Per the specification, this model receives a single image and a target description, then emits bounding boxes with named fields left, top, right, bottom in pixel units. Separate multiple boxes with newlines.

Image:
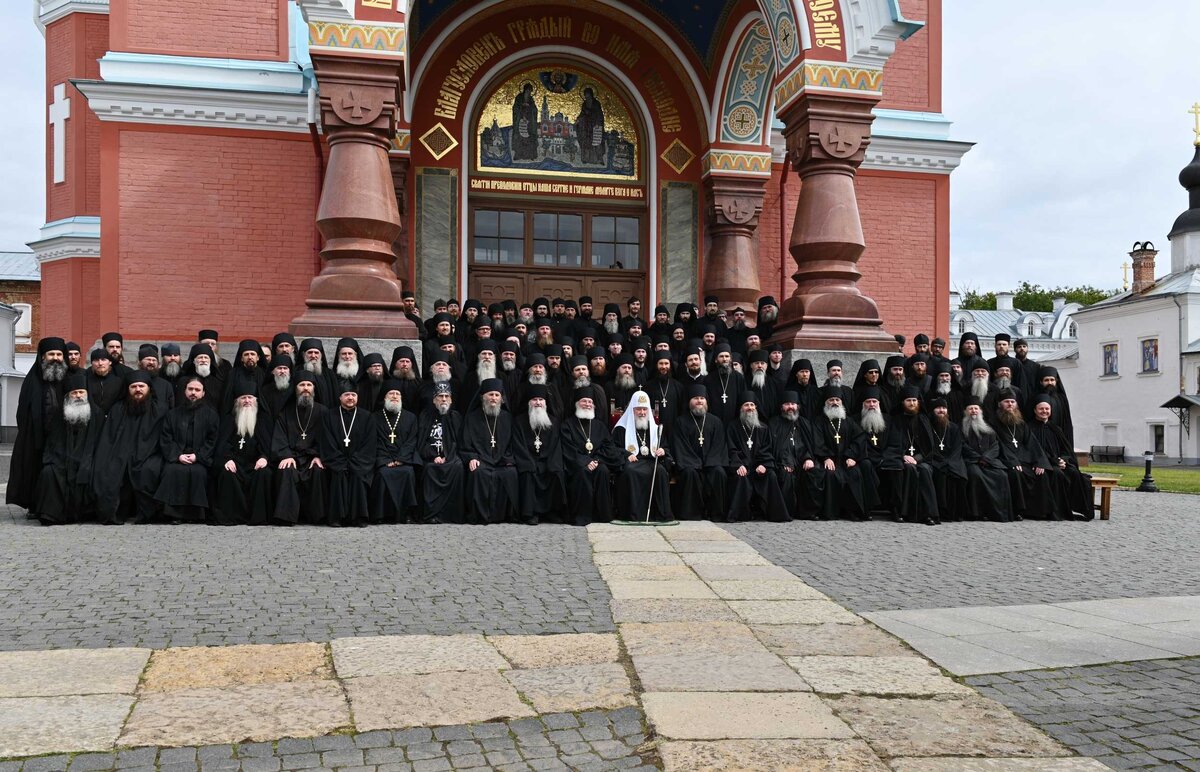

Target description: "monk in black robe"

left=822, top=360, right=856, bottom=414
left=769, top=391, right=824, bottom=519
left=85, top=350, right=124, bottom=415
left=93, top=372, right=165, bottom=524
left=222, top=339, right=267, bottom=413
left=961, top=399, right=1015, bottom=521
left=811, top=389, right=869, bottom=520
left=7, top=336, right=67, bottom=511
left=515, top=354, right=564, bottom=419
left=460, top=340, right=501, bottom=411
left=925, top=398, right=968, bottom=520
left=725, top=391, right=789, bottom=522
left=990, top=390, right=1057, bottom=520
left=560, top=387, right=625, bottom=525
left=136, top=344, right=175, bottom=413
left=357, top=353, right=388, bottom=412
left=646, top=353, right=684, bottom=432
left=746, top=350, right=781, bottom=421
left=298, top=338, right=339, bottom=408
left=369, top=379, right=420, bottom=523
left=319, top=384, right=375, bottom=527
left=260, top=354, right=295, bottom=420
left=890, top=387, right=941, bottom=525
left=461, top=378, right=520, bottom=524
left=422, top=353, right=466, bottom=415
left=669, top=385, right=729, bottom=521
left=612, top=391, right=672, bottom=522
left=1029, top=394, right=1092, bottom=519
left=1029, top=367, right=1074, bottom=448
left=389, top=346, right=425, bottom=416
left=511, top=384, right=564, bottom=525
left=786, top=359, right=823, bottom=421
left=271, top=372, right=328, bottom=525
left=32, top=373, right=101, bottom=524
left=416, top=382, right=465, bottom=523
left=154, top=375, right=220, bottom=523
left=332, top=337, right=365, bottom=403
left=605, top=355, right=641, bottom=421
left=705, top=344, right=745, bottom=426
left=175, top=343, right=226, bottom=411
left=857, top=389, right=896, bottom=517
left=212, top=384, right=274, bottom=525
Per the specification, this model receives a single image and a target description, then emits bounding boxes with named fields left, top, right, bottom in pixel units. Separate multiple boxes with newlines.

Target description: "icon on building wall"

left=1102, top=343, right=1119, bottom=376
left=1141, top=338, right=1159, bottom=373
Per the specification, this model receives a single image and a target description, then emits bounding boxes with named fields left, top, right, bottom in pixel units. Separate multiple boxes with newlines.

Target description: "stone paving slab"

left=751, top=623, right=914, bottom=658
left=728, top=599, right=863, bottom=625
left=119, top=681, right=350, bottom=747
left=141, top=643, right=330, bottom=692
left=643, top=691, right=855, bottom=740
left=330, top=635, right=508, bottom=677
left=665, top=540, right=756, bottom=553
left=677, top=551, right=772, bottom=566
left=0, top=649, right=150, bottom=697
left=487, top=633, right=619, bottom=668
left=596, top=564, right=696, bottom=582
left=345, top=669, right=535, bottom=730
left=620, top=621, right=766, bottom=657
left=610, top=598, right=739, bottom=622
left=592, top=551, right=686, bottom=566
left=658, top=738, right=888, bottom=771
left=657, top=528, right=738, bottom=542
left=0, top=695, right=132, bottom=757
left=708, top=579, right=829, bottom=600
left=689, top=563, right=799, bottom=581
left=634, top=651, right=811, bottom=692
left=606, top=579, right=718, bottom=600
left=889, top=759, right=1110, bottom=771
left=786, top=655, right=972, bottom=696
left=501, top=662, right=635, bottom=712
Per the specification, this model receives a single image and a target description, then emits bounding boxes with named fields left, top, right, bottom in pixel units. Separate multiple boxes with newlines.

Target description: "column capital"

left=778, top=94, right=877, bottom=172
left=706, top=174, right=767, bottom=230
left=703, top=173, right=768, bottom=315
left=312, top=53, right=403, bottom=145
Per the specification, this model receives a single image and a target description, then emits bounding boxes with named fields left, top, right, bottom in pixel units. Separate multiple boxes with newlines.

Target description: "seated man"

left=669, top=385, right=728, bottom=520
left=811, top=390, right=869, bottom=520
left=612, top=391, right=672, bottom=522
left=416, top=382, right=465, bottom=523
left=32, top=373, right=102, bottom=524
left=924, top=397, right=968, bottom=520
left=213, top=384, right=274, bottom=525
left=154, top=376, right=220, bottom=523
left=93, top=372, right=166, bottom=524
left=370, top=380, right=420, bottom=524
left=890, top=387, right=941, bottom=525
left=1028, top=394, right=1092, bottom=519
left=725, top=392, right=789, bottom=522
left=769, top=390, right=824, bottom=519
left=560, top=388, right=625, bottom=525
left=320, top=383, right=376, bottom=527
left=960, top=398, right=1016, bottom=521
left=272, top=372, right=328, bottom=525
left=461, top=378, right=519, bottom=524
left=990, top=390, right=1056, bottom=520
left=511, top=385, right=564, bottom=525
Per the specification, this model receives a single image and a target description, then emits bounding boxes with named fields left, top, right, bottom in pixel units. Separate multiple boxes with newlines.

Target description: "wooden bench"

left=1089, top=445, right=1126, bottom=463
left=1090, top=475, right=1120, bottom=520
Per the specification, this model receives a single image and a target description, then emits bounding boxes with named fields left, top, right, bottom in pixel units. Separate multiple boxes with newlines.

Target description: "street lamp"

left=1136, top=450, right=1159, bottom=493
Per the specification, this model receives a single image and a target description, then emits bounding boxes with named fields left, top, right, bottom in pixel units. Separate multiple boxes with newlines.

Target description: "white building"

left=949, top=291, right=1079, bottom=362
left=1043, top=144, right=1200, bottom=463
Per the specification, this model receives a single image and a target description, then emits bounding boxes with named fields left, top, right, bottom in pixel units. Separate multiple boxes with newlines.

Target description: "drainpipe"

left=1172, top=294, right=1186, bottom=463
left=778, top=160, right=790, bottom=299
left=308, top=85, right=325, bottom=276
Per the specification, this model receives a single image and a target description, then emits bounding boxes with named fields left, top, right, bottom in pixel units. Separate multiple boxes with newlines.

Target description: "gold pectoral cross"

left=870, top=434, right=877, bottom=447
left=389, top=431, right=396, bottom=444
left=833, top=431, right=842, bottom=443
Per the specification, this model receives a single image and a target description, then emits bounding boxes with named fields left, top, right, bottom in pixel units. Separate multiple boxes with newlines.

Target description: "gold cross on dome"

left=1121, top=261, right=1131, bottom=291
left=1191, top=102, right=1200, bottom=146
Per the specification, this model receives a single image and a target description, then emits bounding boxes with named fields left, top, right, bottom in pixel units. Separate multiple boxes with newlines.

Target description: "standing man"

left=511, top=385, right=564, bottom=524
left=92, top=373, right=165, bottom=524
left=7, top=337, right=68, bottom=510
left=725, top=392, right=789, bottom=522
left=416, top=382, right=465, bottom=523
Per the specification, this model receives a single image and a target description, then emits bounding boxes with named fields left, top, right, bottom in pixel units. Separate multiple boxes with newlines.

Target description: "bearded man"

left=1028, top=395, right=1091, bottom=519
left=137, top=344, right=174, bottom=412
left=416, top=382, right=465, bottom=523
left=298, top=338, right=337, bottom=406
left=646, top=352, right=684, bottom=431
left=889, top=388, right=940, bottom=525
left=823, top=360, right=855, bottom=413
left=32, top=372, right=102, bottom=524
left=260, top=355, right=294, bottom=418
left=605, top=355, right=640, bottom=418
left=460, top=379, right=519, bottom=524
left=747, top=350, right=780, bottom=420
left=7, top=337, right=69, bottom=510
left=787, top=359, right=821, bottom=420
left=423, top=352, right=463, bottom=412
left=270, top=372, right=328, bottom=525
left=924, top=398, right=968, bottom=520
left=984, top=363, right=1024, bottom=421
left=65, top=341, right=83, bottom=375
left=928, top=361, right=965, bottom=423
left=1028, top=367, right=1074, bottom=446
left=667, top=386, right=727, bottom=520
left=705, top=344, right=746, bottom=425
left=461, top=340, right=500, bottom=407
left=499, top=340, right=523, bottom=397
left=880, top=355, right=907, bottom=415
left=160, top=343, right=183, bottom=386
left=222, top=339, right=267, bottom=413
left=370, top=381, right=420, bottom=524
left=560, top=389, right=625, bottom=525
left=612, top=391, right=672, bottom=522
left=211, top=385, right=274, bottom=525
left=959, top=398, right=1015, bottom=521
left=153, top=376, right=220, bottom=523
left=332, top=338, right=364, bottom=400
left=93, top=372, right=165, bottom=524
left=86, top=349, right=124, bottom=414
left=177, top=343, right=226, bottom=410
left=511, top=385, right=564, bottom=525
left=101, top=331, right=133, bottom=377
left=990, top=391, right=1056, bottom=520
left=812, top=391, right=869, bottom=520
left=388, top=345, right=424, bottom=411
left=319, top=384, right=375, bottom=527
left=769, top=390, right=823, bottom=519
left=725, top=392, right=788, bottom=522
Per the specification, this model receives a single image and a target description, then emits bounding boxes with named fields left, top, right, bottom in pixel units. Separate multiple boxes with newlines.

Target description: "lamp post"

left=1136, top=450, right=1159, bottom=493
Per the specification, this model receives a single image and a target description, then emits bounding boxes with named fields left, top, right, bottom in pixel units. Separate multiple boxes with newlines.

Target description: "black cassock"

left=924, top=420, right=968, bottom=519
left=725, top=420, right=789, bottom=522
left=319, top=406, right=376, bottom=526
left=154, top=402, right=220, bottom=522
left=561, top=416, right=625, bottom=525
left=993, top=419, right=1058, bottom=520
left=213, top=409, right=274, bottom=525
left=32, top=407, right=102, bottom=524
left=669, top=412, right=728, bottom=520
left=889, top=413, right=941, bottom=524
left=370, top=408, right=420, bottom=524
left=860, top=422, right=895, bottom=515
left=416, top=409, right=465, bottom=523
left=271, top=403, right=329, bottom=525
left=1028, top=419, right=1092, bottom=518
left=811, top=417, right=869, bottom=519
left=768, top=415, right=824, bottom=519
left=645, top=377, right=685, bottom=433
left=705, top=370, right=746, bottom=425
left=612, top=426, right=672, bottom=522
left=961, top=428, right=1015, bottom=521
left=7, top=370, right=63, bottom=510
left=461, top=409, right=519, bottom=524
left=511, top=416, right=565, bottom=524
left=86, top=371, right=124, bottom=414
left=93, top=399, right=165, bottom=524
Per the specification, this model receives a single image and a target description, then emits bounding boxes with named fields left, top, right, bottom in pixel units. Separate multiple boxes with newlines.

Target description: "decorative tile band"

left=391, top=130, right=411, bottom=153
left=308, top=21, right=406, bottom=56
left=701, top=150, right=773, bottom=177
left=774, top=61, right=883, bottom=109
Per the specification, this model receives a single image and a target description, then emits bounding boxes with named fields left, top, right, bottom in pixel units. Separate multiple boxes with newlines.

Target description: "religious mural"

left=475, top=67, right=640, bottom=181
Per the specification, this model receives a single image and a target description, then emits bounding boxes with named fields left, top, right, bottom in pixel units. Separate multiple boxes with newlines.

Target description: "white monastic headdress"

left=613, top=390, right=661, bottom=454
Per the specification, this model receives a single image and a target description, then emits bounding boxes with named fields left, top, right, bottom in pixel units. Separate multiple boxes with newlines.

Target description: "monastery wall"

left=37, top=261, right=97, bottom=351
left=110, top=0, right=289, bottom=61
left=45, top=14, right=106, bottom=223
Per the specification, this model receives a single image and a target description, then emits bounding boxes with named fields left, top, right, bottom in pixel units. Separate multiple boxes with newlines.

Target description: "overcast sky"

left=2, top=2, right=1196, bottom=295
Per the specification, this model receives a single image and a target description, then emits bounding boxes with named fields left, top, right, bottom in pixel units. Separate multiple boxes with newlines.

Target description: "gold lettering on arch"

left=808, top=0, right=843, bottom=51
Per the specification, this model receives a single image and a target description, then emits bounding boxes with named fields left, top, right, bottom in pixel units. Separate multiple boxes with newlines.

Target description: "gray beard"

left=782, top=408, right=799, bottom=422
left=859, top=408, right=886, bottom=434
left=827, top=375, right=843, bottom=388
left=751, top=370, right=766, bottom=389
left=824, top=404, right=847, bottom=421
left=634, top=416, right=649, bottom=431
left=528, top=405, right=553, bottom=431
left=604, top=319, right=619, bottom=335
left=501, top=359, right=516, bottom=372
left=482, top=401, right=501, bottom=418
left=574, top=376, right=590, bottom=388
left=962, top=414, right=994, bottom=438
left=393, top=367, right=417, bottom=380
left=690, top=406, right=707, bottom=418
left=195, top=363, right=212, bottom=378
left=740, top=411, right=762, bottom=432
left=436, top=403, right=451, bottom=416
left=528, top=372, right=546, bottom=385
left=235, top=406, right=257, bottom=439
left=615, top=373, right=636, bottom=390
left=432, top=370, right=451, bottom=384
left=971, top=378, right=989, bottom=400
left=304, top=359, right=322, bottom=376
left=41, top=361, right=67, bottom=382
left=888, top=375, right=904, bottom=388
left=164, top=361, right=181, bottom=379
left=336, top=360, right=359, bottom=381
left=63, top=398, right=90, bottom=425
left=575, top=406, right=595, bottom=420
left=759, top=307, right=777, bottom=323
left=274, top=373, right=291, bottom=391
left=993, top=376, right=1011, bottom=390
left=476, top=360, right=497, bottom=381
left=384, top=398, right=402, bottom=415
left=936, top=381, right=952, bottom=395
left=296, top=394, right=314, bottom=409
left=717, top=363, right=731, bottom=375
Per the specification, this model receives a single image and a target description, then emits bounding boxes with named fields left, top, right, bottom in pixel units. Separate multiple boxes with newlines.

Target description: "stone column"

left=390, top=154, right=411, bottom=289
left=769, top=94, right=896, bottom=351
left=703, top=175, right=767, bottom=318
left=290, top=53, right=418, bottom=339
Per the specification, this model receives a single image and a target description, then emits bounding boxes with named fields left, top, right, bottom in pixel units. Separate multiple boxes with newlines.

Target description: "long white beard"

left=42, top=361, right=67, bottom=382
left=304, top=359, right=322, bottom=376
left=296, top=394, right=314, bottom=409
left=615, top=373, right=636, bottom=390
left=432, top=370, right=451, bottom=384
left=482, top=401, right=501, bottom=418
left=528, top=372, right=547, bottom=385
left=476, top=360, right=497, bottom=381
left=993, top=376, right=1011, bottom=390
left=827, top=375, right=843, bottom=388
left=436, top=402, right=451, bottom=416
left=195, top=363, right=211, bottom=378
left=501, top=359, right=516, bottom=372
left=604, top=318, right=619, bottom=335
left=575, top=406, right=595, bottom=420
left=336, top=360, right=359, bottom=381
left=63, top=397, right=90, bottom=425
left=962, top=414, right=995, bottom=438
left=936, top=381, right=952, bottom=395
left=574, top=376, right=590, bottom=388
left=528, top=405, right=553, bottom=431
left=824, top=404, right=847, bottom=421
left=740, top=410, right=762, bottom=432
left=751, top=370, right=766, bottom=389
left=235, top=405, right=257, bottom=440
left=384, top=397, right=402, bottom=415
left=164, top=361, right=181, bottom=379
left=971, top=377, right=989, bottom=400
left=393, top=366, right=417, bottom=380
left=859, top=408, right=886, bottom=435
left=274, top=373, right=291, bottom=391
left=634, top=416, right=649, bottom=430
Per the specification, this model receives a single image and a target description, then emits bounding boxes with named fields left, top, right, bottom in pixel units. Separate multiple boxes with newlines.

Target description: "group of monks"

left=7, top=293, right=1092, bottom=526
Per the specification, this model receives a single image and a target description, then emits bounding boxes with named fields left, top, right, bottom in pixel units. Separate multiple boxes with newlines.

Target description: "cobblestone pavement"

left=0, top=708, right=656, bottom=772
left=968, top=659, right=1200, bottom=771
left=729, top=491, right=1200, bottom=613
left=0, top=509, right=613, bottom=651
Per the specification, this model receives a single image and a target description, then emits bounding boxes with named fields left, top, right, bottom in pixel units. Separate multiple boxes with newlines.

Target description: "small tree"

left=956, top=282, right=1117, bottom=311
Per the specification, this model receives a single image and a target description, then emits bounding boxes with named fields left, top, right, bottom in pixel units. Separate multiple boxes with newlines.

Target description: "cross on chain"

left=698, top=434, right=705, bottom=447
left=1011, top=437, right=1019, bottom=448
left=833, top=430, right=842, bottom=443
left=344, top=437, right=351, bottom=447
left=533, top=436, right=542, bottom=452
left=388, top=431, right=396, bottom=444
left=938, top=441, right=945, bottom=451
left=300, top=432, right=307, bottom=440
left=490, top=436, right=497, bottom=449
left=746, top=436, right=754, bottom=449
left=721, top=393, right=728, bottom=403
left=870, top=434, right=878, bottom=447
left=908, top=445, right=916, bottom=456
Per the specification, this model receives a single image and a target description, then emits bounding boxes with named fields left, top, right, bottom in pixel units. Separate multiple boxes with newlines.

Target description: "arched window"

left=1068, top=322, right=1077, bottom=337
left=1027, top=321, right=1036, bottom=336
left=957, top=319, right=966, bottom=334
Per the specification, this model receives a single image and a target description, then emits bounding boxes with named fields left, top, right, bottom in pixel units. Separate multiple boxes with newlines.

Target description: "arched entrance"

left=463, top=60, right=650, bottom=305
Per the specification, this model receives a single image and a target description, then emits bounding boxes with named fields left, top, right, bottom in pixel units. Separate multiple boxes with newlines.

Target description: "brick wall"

left=0, top=281, right=42, bottom=354
left=45, top=14, right=107, bottom=224
left=114, top=129, right=318, bottom=339
left=41, top=259, right=100, bottom=346
left=876, top=0, right=938, bottom=113
left=113, top=0, right=286, bottom=60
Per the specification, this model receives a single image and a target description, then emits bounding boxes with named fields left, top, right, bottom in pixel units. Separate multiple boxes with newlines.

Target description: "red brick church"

left=32, top=0, right=968, bottom=350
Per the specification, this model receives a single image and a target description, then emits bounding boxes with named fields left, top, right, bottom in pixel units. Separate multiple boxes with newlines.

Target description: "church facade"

left=32, top=0, right=968, bottom=350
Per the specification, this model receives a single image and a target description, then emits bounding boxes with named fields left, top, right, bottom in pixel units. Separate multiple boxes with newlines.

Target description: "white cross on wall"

left=49, top=83, right=70, bottom=185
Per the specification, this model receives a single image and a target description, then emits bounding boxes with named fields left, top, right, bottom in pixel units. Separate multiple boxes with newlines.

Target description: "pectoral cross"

left=938, top=441, right=945, bottom=451
left=490, top=436, right=497, bottom=449
left=870, top=434, right=878, bottom=447
left=698, top=434, right=704, bottom=447
left=660, top=398, right=667, bottom=408
left=908, top=444, right=916, bottom=456
left=238, top=437, right=245, bottom=450
left=1011, top=437, right=1019, bottom=448
left=300, top=432, right=307, bottom=440
left=746, top=437, right=754, bottom=449
left=344, top=437, right=351, bottom=447
left=721, top=393, right=728, bottom=403
left=833, top=430, right=842, bottom=443
left=388, top=430, right=396, bottom=444
left=534, top=436, right=543, bottom=452
left=789, top=435, right=795, bottom=446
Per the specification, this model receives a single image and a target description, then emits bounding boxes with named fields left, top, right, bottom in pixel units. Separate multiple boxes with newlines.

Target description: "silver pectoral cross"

left=238, top=437, right=245, bottom=450
left=908, top=445, right=916, bottom=456
left=1011, top=437, right=1019, bottom=448
left=344, top=436, right=351, bottom=447
left=534, top=436, right=542, bottom=452
left=698, top=434, right=704, bottom=447
left=721, top=393, right=728, bottom=403
left=939, top=441, right=945, bottom=451
left=300, top=432, right=307, bottom=440
left=490, top=436, right=497, bottom=449
left=746, top=437, right=753, bottom=449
